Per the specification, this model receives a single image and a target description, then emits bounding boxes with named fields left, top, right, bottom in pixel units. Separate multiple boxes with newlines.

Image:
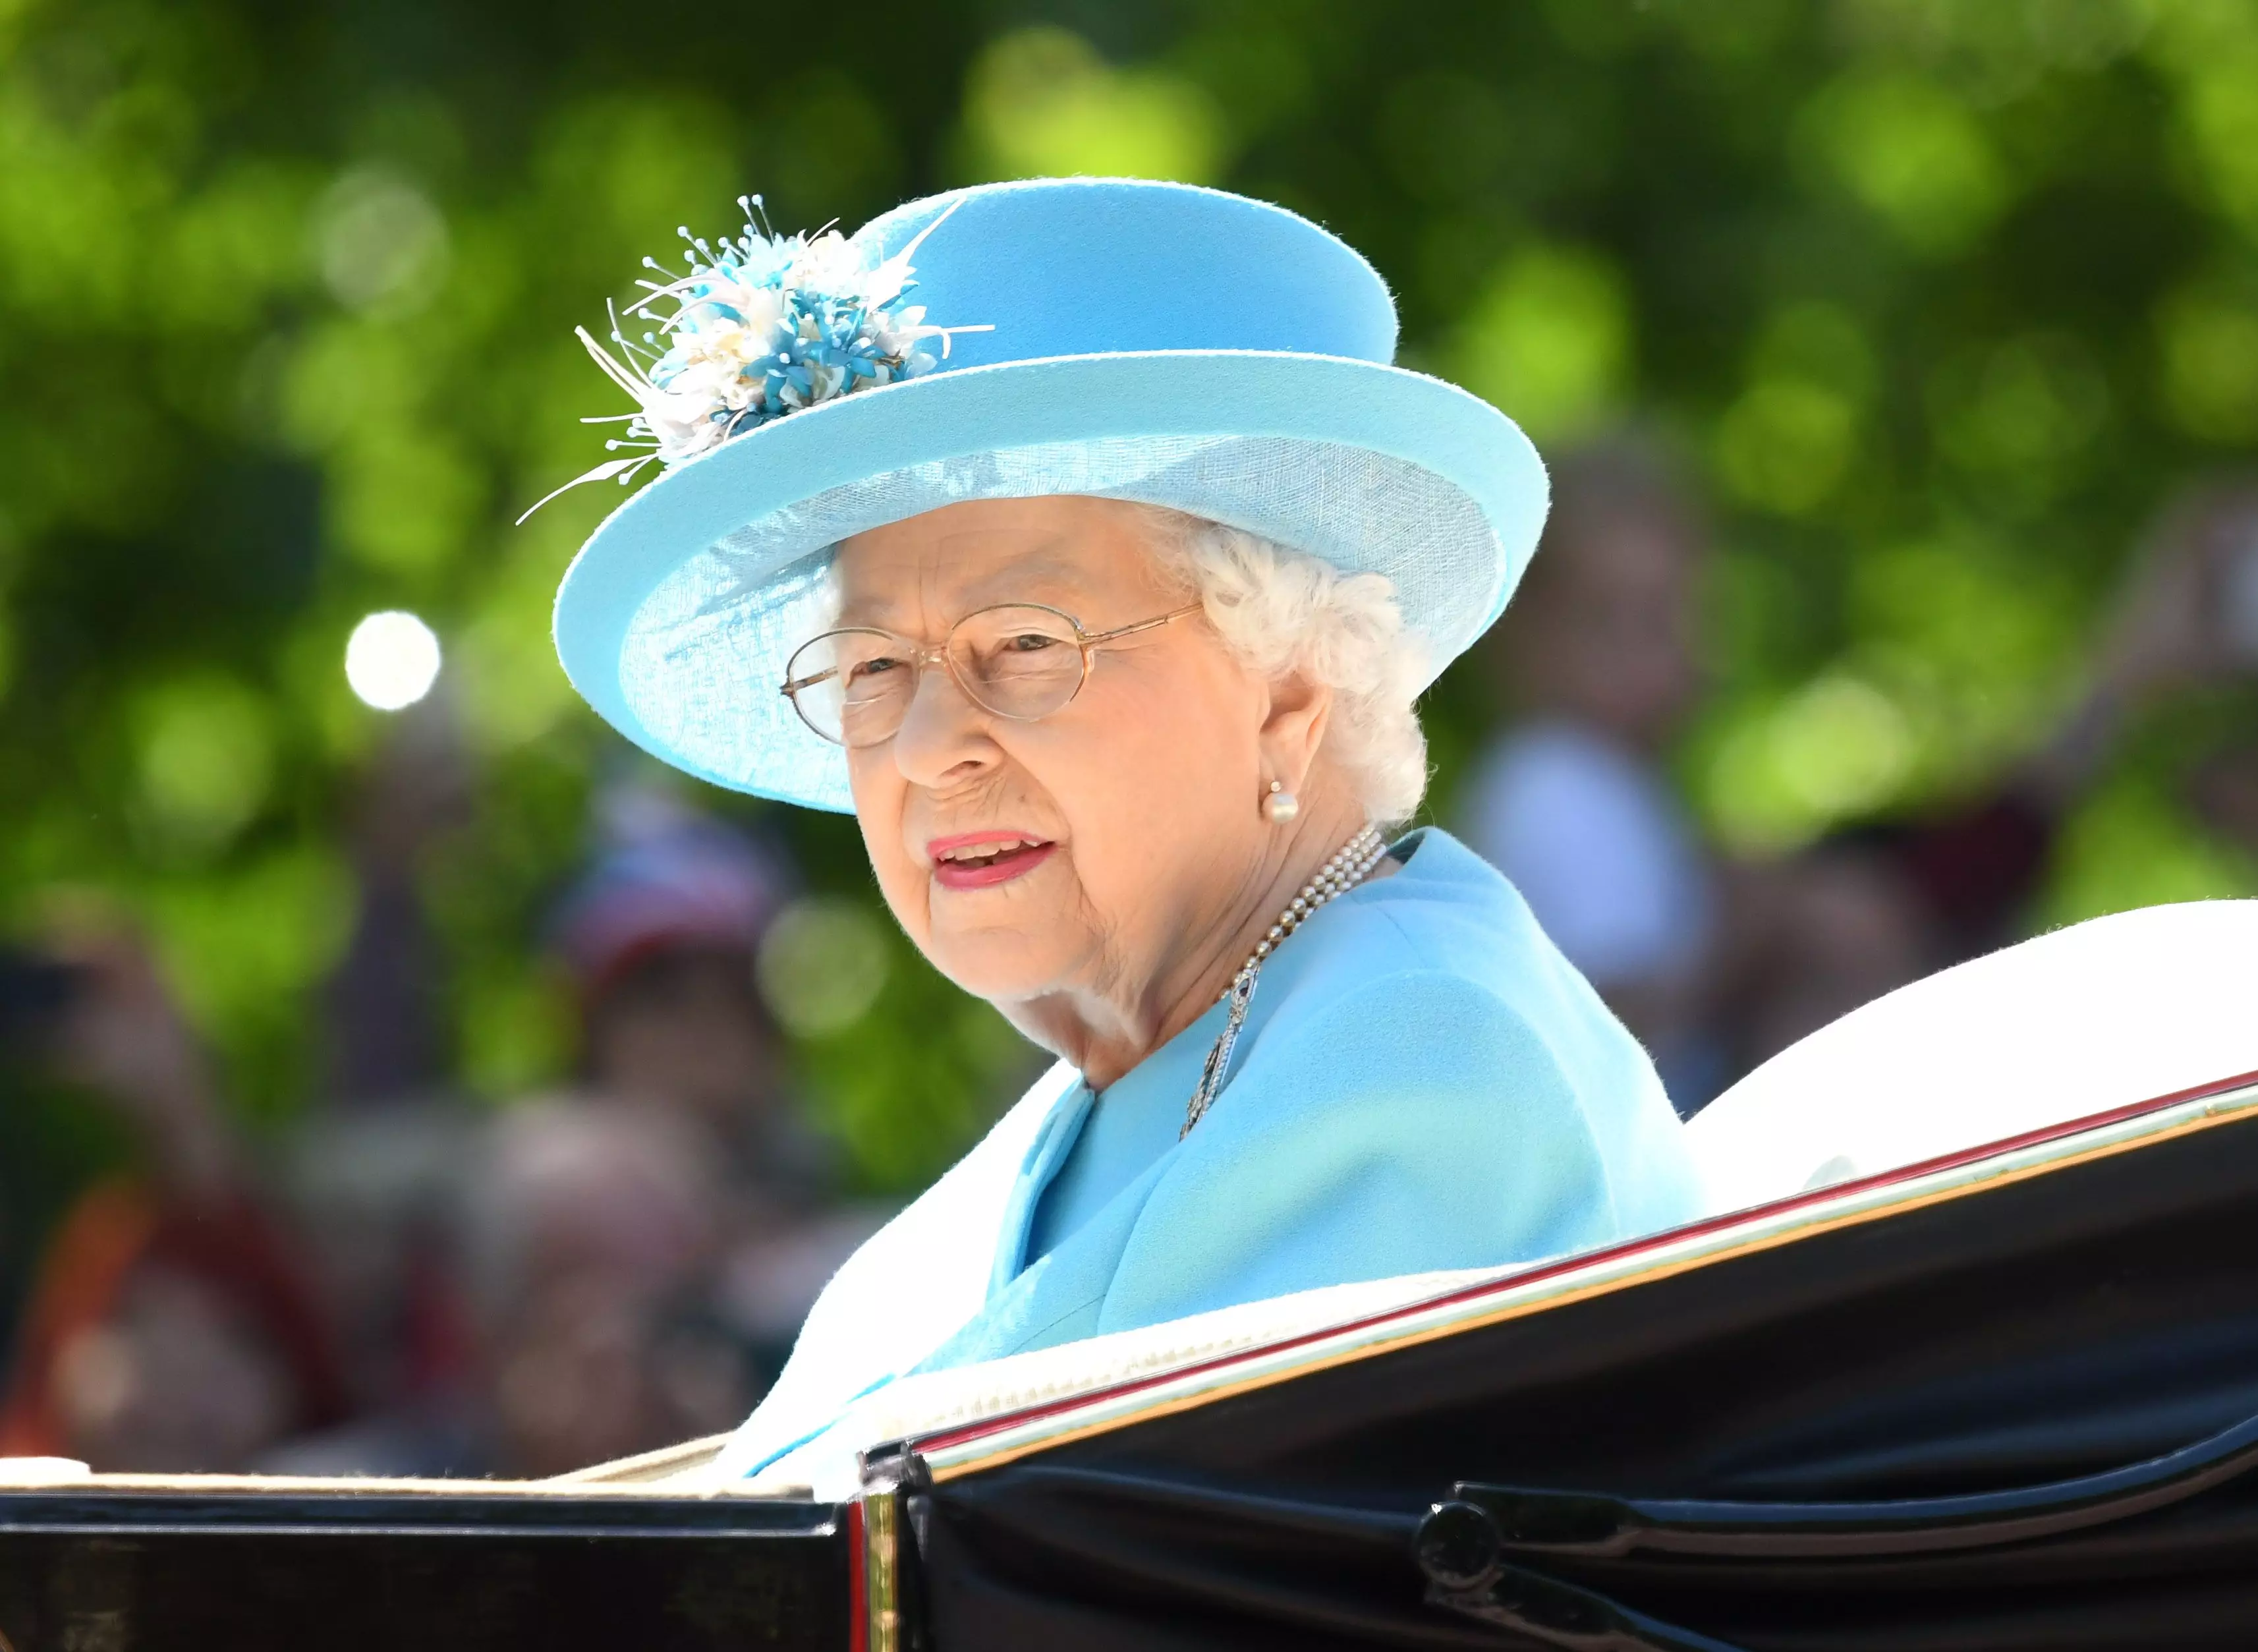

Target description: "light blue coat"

left=911, top=827, right=1701, bottom=1373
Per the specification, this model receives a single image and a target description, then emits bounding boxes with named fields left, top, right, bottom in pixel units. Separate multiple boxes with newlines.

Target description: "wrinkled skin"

left=835, top=496, right=1378, bottom=1087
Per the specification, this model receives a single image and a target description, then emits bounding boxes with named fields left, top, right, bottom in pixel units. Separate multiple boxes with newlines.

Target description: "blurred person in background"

left=1463, top=454, right=2258, bottom=1104
left=2159, top=478, right=2258, bottom=861
left=537, top=785, right=887, bottom=1428
left=1731, top=476, right=2258, bottom=1071
left=548, top=783, right=799, bottom=1166
left=258, top=704, right=486, bottom=1475
left=277, top=779, right=886, bottom=1475
left=1718, top=842, right=1940, bottom=1078
left=1459, top=438, right=1726, bottom=1108
left=465, top=1100, right=749, bottom=1477
left=287, top=1095, right=756, bottom=1479
left=406, top=791, right=809, bottom=1477
left=0, top=928, right=347, bottom=1471
left=260, top=1105, right=485, bottom=1475
left=2191, top=746, right=2258, bottom=857
left=324, top=696, right=473, bottom=1109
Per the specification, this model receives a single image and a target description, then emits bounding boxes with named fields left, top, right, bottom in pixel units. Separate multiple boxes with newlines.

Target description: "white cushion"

left=1685, top=899, right=2258, bottom=1215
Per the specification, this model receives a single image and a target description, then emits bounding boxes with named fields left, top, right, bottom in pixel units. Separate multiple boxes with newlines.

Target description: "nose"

left=889, top=654, right=998, bottom=793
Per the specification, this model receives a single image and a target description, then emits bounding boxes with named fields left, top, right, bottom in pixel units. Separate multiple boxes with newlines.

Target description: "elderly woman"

left=546, top=178, right=1701, bottom=1477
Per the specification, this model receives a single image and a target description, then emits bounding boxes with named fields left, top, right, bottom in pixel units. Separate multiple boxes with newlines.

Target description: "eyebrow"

left=834, top=540, right=1098, bottom=629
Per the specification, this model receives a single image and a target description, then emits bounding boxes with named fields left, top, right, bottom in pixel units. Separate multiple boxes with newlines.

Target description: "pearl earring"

left=1262, top=780, right=1299, bottom=824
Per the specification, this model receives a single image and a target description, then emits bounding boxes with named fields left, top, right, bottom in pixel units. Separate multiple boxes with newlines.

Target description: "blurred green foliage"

left=3, top=0, right=2255, bottom=1191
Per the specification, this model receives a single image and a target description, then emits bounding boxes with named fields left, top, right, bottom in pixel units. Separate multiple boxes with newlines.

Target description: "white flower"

left=789, top=230, right=866, bottom=295
left=656, top=326, right=761, bottom=399
left=733, top=276, right=793, bottom=333
left=520, top=194, right=990, bottom=525
left=641, top=383, right=730, bottom=461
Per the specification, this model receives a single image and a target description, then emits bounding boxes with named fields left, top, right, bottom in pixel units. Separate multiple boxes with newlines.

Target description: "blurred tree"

left=1, top=0, right=2253, bottom=1199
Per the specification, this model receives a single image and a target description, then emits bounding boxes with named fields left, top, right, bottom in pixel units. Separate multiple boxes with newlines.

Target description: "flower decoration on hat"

left=522, top=196, right=988, bottom=521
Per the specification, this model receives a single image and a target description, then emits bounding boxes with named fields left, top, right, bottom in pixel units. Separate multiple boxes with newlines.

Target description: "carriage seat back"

left=1684, top=898, right=2258, bottom=1216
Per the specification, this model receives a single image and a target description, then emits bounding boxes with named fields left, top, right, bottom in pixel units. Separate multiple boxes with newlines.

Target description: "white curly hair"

left=1136, top=506, right=1432, bottom=826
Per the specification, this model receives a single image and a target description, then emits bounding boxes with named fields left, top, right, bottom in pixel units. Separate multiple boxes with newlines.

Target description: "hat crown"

left=555, top=179, right=1542, bottom=812
left=853, top=178, right=1399, bottom=374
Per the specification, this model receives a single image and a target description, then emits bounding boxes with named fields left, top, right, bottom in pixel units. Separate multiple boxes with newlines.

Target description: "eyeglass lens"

left=786, top=606, right=1089, bottom=746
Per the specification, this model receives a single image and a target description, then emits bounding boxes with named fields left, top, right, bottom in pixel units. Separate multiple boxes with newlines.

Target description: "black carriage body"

left=0, top=1485, right=850, bottom=1651
left=906, top=1074, right=2258, bottom=1651
left=5, top=1074, right=2258, bottom=1651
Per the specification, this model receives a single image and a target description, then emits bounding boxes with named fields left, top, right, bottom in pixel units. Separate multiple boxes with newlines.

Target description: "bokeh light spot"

left=1704, top=675, right=1917, bottom=851
left=1714, top=380, right=1859, bottom=515
left=1807, top=71, right=2008, bottom=254
left=757, top=897, right=892, bottom=1039
left=1455, top=242, right=1631, bottom=440
left=136, top=675, right=275, bottom=849
left=961, top=27, right=1224, bottom=184
left=314, top=166, right=451, bottom=314
left=345, top=611, right=443, bottom=710
left=2158, top=281, right=2258, bottom=443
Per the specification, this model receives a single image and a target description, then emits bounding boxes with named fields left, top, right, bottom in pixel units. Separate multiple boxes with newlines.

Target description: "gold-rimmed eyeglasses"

left=781, top=602, right=1204, bottom=749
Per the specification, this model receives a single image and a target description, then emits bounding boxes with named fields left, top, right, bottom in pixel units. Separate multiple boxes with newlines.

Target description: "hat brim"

left=553, top=349, right=1545, bottom=810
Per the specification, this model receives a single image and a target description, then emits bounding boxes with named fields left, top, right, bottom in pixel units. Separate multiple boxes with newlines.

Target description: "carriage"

left=5, top=900, right=2255, bottom=1651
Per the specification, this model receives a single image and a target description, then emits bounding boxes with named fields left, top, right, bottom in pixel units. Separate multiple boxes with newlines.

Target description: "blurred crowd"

left=1463, top=441, right=2258, bottom=1115
left=3, top=446, right=2257, bottom=1479
left=0, top=765, right=888, bottom=1479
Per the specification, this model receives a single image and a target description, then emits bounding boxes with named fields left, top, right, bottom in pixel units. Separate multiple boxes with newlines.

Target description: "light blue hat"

left=550, top=177, right=1546, bottom=812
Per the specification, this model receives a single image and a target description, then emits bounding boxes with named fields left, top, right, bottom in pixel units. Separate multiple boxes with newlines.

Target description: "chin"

left=924, top=928, right=1078, bottom=1006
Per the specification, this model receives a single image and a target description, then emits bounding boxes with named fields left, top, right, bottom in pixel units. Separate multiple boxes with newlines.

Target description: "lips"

left=927, top=831, right=1058, bottom=891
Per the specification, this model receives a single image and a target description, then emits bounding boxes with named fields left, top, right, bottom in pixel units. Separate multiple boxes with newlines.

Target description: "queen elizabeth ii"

left=546, top=178, right=1701, bottom=1479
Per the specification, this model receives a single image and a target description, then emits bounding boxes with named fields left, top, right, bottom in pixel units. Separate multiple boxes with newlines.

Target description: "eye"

left=1005, top=632, right=1061, bottom=653
left=845, top=654, right=908, bottom=684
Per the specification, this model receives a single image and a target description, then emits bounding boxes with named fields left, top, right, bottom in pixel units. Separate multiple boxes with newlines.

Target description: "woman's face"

left=834, top=498, right=1278, bottom=1027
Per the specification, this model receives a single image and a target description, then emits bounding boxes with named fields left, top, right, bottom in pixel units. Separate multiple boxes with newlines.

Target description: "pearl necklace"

left=1181, top=825, right=1389, bottom=1138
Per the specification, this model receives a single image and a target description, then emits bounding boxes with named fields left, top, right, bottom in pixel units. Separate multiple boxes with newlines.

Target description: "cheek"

left=1030, top=672, right=1252, bottom=901
left=847, top=756, right=924, bottom=932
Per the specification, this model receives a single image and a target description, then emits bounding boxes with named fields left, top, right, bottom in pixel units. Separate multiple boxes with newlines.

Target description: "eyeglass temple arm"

left=779, top=665, right=840, bottom=696
left=1082, top=604, right=1204, bottom=646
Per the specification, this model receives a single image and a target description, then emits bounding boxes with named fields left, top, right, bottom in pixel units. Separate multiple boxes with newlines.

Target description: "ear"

left=1256, top=668, right=1334, bottom=795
